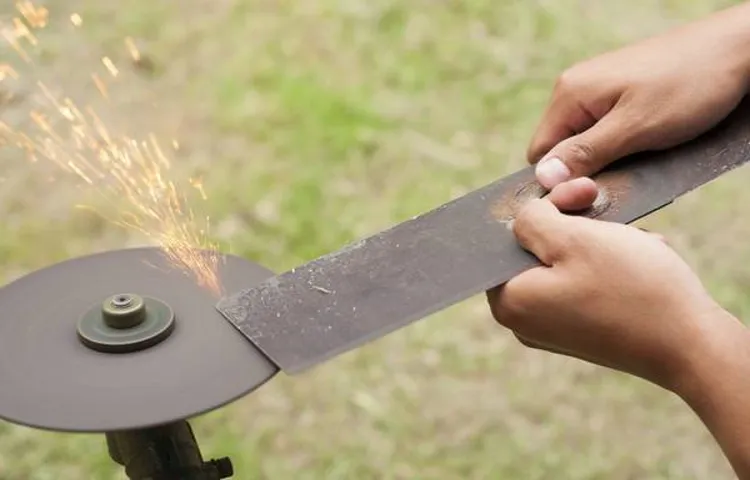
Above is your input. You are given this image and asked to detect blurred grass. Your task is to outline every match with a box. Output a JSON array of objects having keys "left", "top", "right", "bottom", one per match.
[{"left": 1, "top": 0, "right": 749, "bottom": 478}]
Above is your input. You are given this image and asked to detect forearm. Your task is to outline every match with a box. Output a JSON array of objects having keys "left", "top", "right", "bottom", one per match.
[{"left": 673, "top": 309, "right": 750, "bottom": 479}]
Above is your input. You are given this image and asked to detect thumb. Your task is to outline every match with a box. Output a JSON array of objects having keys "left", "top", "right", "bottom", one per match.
[
  {"left": 535, "top": 112, "right": 635, "bottom": 189},
  {"left": 512, "top": 198, "right": 578, "bottom": 265}
]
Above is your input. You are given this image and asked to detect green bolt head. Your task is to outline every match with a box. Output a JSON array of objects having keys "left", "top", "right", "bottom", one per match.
[
  {"left": 102, "top": 294, "right": 146, "bottom": 329},
  {"left": 78, "top": 294, "right": 175, "bottom": 354}
]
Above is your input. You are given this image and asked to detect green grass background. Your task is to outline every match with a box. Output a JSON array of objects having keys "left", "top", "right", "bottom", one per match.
[{"left": 1, "top": 0, "right": 749, "bottom": 478}]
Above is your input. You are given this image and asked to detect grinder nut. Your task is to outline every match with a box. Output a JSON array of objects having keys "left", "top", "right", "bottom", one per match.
[{"left": 77, "top": 294, "right": 175, "bottom": 354}]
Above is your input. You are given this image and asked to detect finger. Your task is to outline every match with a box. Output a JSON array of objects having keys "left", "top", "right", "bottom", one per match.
[
  {"left": 486, "top": 285, "right": 504, "bottom": 323},
  {"left": 488, "top": 266, "right": 558, "bottom": 333},
  {"left": 535, "top": 110, "right": 638, "bottom": 189},
  {"left": 545, "top": 177, "right": 599, "bottom": 212},
  {"left": 527, "top": 96, "right": 598, "bottom": 164},
  {"left": 512, "top": 199, "right": 576, "bottom": 265}
]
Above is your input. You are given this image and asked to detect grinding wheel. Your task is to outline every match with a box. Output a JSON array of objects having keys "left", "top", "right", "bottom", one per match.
[{"left": 0, "top": 247, "right": 279, "bottom": 433}]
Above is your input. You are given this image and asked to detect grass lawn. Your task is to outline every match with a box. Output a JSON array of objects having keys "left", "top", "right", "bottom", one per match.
[{"left": 0, "top": 0, "right": 748, "bottom": 478}]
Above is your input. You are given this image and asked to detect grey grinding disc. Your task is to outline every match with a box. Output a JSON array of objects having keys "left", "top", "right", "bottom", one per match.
[{"left": 0, "top": 247, "right": 279, "bottom": 433}]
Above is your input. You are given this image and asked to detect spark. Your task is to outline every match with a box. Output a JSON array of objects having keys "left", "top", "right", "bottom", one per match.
[
  {"left": 91, "top": 73, "right": 109, "bottom": 100},
  {"left": 0, "top": 64, "right": 19, "bottom": 82},
  {"left": 0, "top": 2, "right": 224, "bottom": 296},
  {"left": 13, "top": 17, "right": 37, "bottom": 46},
  {"left": 101, "top": 56, "right": 119, "bottom": 77},
  {"left": 124, "top": 37, "right": 141, "bottom": 62},
  {"left": 16, "top": 1, "right": 48, "bottom": 29},
  {"left": 1, "top": 17, "right": 33, "bottom": 62},
  {"left": 189, "top": 177, "right": 208, "bottom": 200}
]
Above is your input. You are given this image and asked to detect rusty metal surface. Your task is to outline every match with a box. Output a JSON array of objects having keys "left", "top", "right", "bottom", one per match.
[
  {"left": 217, "top": 96, "right": 750, "bottom": 375},
  {"left": 0, "top": 247, "right": 279, "bottom": 433}
]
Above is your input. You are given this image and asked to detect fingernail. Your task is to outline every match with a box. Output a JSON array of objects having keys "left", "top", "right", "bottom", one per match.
[{"left": 535, "top": 157, "right": 570, "bottom": 189}]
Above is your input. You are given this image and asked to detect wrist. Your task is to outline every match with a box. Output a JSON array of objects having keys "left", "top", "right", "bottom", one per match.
[
  {"left": 730, "top": 36, "right": 750, "bottom": 92},
  {"left": 666, "top": 306, "right": 750, "bottom": 477},
  {"left": 715, "top": 3, "right": 750, "bottom": 90},
  {"left": 670, "top": 307, "right": 750, "bottom": 408}
]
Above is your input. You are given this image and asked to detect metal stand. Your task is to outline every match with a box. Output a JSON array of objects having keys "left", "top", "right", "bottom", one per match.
[{"left": 106, "top": 420, "right": 234, "bottom": 480}]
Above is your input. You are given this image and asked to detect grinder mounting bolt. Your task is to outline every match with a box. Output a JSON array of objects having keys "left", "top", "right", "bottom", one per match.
[
  {"left": 103, "top": 294, "right": 146, "bottom": 329},
  {"left": 112, "top": 294, "right": 133, "bottom": 308},
  {"left": 77, "top": 293, "right": 176, "bottom": 354}
]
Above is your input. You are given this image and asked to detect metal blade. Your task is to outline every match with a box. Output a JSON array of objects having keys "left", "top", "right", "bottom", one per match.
[{"left": 217, "top": 97, "right": 750, "bottom": 375}]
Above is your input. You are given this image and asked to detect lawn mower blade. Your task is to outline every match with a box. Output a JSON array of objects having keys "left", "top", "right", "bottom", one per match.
[{"left": 217, "top": 96, "right": 750, "bottom": 375}]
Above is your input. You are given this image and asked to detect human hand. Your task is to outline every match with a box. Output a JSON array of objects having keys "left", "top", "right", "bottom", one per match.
[
  {"left": 486, "top": 178, "right": 738, "bottom": 390},
  {"left": 529, "top": 3, "right": 750, "bottom": 189}
]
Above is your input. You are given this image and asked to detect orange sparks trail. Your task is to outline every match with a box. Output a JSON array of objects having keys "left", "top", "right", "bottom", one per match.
[{"left": 0, "top": 3, "right": 224, "bottom": 296}]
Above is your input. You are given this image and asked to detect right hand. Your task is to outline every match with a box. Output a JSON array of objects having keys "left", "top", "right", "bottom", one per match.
[
  {"left": 487, "top": 180, "right": 740, "bottom": 391},
  {"left": 488, "top": 180, "right": 750, "bottom": 479},
  {"left": 529, "top": 4, "right": 750, "bottom": 189}
]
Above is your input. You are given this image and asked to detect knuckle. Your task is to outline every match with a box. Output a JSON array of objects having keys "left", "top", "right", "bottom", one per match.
[
  {"left": 515, "top": 198, "right": 545, "bottom": 223},
  {"left": 612, "top": 108, "right": 647, "bottom": 138},
  {"left": 542, "top": 243, "right": 567, "bottom": 265},
  {"left": 555, "top": 67, "right": 583, "bottom": 95},
  {"left": 512, "top": 204, "right": 533, "bottom": 233},
  {"left": 565, "top": 141, "right": 597, "bottom": 171},
  {"left": 551, "top": 228, "right": 580, "bottom": 254},
  {"left": 627, "top": 117, "right": 662, "bottom": 148},
  {"left": 511, "top": 202, "right": 542, "bottom": 243},
  {"left": 545, "top": 227, "right": 579, "bottom": 262},
  {"left": 554, "top": 224, "right": 577, "bottom": 245},
  {"left": 489, "top": 286, "right": 526, "bottom": 330}
]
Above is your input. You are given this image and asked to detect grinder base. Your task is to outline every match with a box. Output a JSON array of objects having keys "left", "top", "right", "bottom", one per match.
[{"left": 107, "top": 420, "right": 233, "bottom": 480}]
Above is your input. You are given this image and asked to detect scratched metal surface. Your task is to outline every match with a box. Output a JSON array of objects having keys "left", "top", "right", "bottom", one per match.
[{"left": 217, "top": 97, "right": 750, "bottom": 375}]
